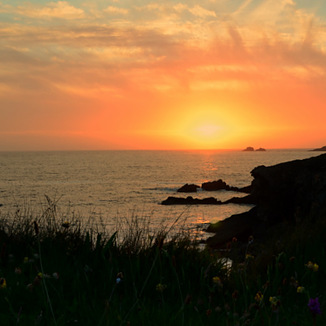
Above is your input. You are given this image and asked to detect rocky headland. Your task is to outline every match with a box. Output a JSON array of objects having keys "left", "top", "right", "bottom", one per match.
[
  {"left": 206, "top": 153, "right": 326, "bottom": 248},
  {"left": 311, "top": 145, "right": 326, "bottom": 151}
]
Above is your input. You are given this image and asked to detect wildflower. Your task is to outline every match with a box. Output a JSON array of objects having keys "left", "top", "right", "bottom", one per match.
[
  {"left": 255, "top": 291, "right": 264, "bottom": 303},
  {"left": 0, "top": 278, "right": 6, "bottom": 289},
  {"left": 206, "top": 309, "right": 212, "bottom": 316},
  {"left": 212, "top": 276, "right": 222, "bottom": 287},
  {"left": 32, "top": 273, "right": 43, "bottom": 287},
  {"left": 313, "top": 264, "right": 319, "bottom": 272},
  {"left": 15, "top": 267, "right": 22, "bottom": 275},
  {"left": 116, "top": 272, "right": 123, "bottom": 284},
  {"left": 61, "top": 221, "right": 70, "bottom": 228},
  {"left": 245, "top": 253, "right": 254, "bottom": 260},
  {"left": 26, "top": 283, "right": 33, "bottom": 291},
  {"left": 52, "top": 272, "right": 59, "bottom": 280},
  {"left": 306, "top": 261, "right": 319, "bottom": 272},
  {"left": 156, "top": 283, "right": 167, "bottom": 293},
  {"left": 308, "top": 297, "right": 321, "bottom": 315},
  {"left": 269, "top": 296, "right": 280, "bottom": 311},
  {"left": 248, "top": 235, "right": 254, "bottom": 245},
  {"left": 23, "top": 257, "right": 29, "bottom": 263},
  {"left": 297, "top": 286, "right": 305, "bottom": 293},
  {"left": 232, "top": 237, "right": 238, "bottom": 243}
]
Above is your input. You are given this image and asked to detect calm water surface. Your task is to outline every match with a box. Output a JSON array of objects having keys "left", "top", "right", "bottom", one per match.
[{"left": 0, "top": 149, "right": 321, "bottom": 235}]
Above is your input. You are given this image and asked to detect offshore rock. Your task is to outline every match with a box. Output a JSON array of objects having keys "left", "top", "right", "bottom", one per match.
[
  {"left": 177, "top": 184, "right": 200, "bottom": 193},
  {"left": 206, "top": 153, "right": 326, "bottom": 248},
  {"left": 161, "top": 196, "right": 222, "bottom": 205},
  {"left": 243, "top": 147, "right": 255, "bottom": 151},
  {"left": 202, "top": 179, "right": 240, "bottom": 192},
  {"left": 161, "top": 195, "right": 252, "bottom": 206}
]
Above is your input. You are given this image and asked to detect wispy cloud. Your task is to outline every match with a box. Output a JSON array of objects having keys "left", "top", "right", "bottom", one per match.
[
  {"left": 10, "top": 1, "right": 85, "bottom": 20},
  {"left": 103, "top": 6, "right": 129, "bottom": 15}
]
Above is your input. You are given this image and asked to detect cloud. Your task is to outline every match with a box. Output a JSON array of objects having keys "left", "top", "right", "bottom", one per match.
[
  {"left": 188, "top": 5, "right": 216, "bottom": 18},
  {"left": 17, "top": 1, "right": 85, "bottom": 19},
  {"left": 1, "top": 0, "right": 326, "bottom": 98},
  {"left": 104, "top": 6, "right": 128, "bottom": 15}
]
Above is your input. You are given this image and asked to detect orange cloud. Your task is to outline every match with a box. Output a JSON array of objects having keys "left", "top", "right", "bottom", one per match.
[{"left": 16, "top": 1, "right": 85, "bottom": 19}]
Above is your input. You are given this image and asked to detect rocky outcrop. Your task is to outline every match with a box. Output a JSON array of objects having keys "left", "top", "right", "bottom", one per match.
[
  {"left": 206, "top": 154, "right": 326, "bottom": 248},
  {"left": 177, "top": 184, "right": 200, "bottom": 193},
  {"left": 243, "top": 147, "right": 266, "bottom": 151},
  {"left": 243, "top": 147, "right": 254, "bottom": 151},
  {"left": 175, "top": 179, "right": 251, "bottom": 195},
  {"left": 161, "top": 194, "right": 254, "bottom": 206},
  {"left": 202, "top": 179, "right": 240, "bottom": 192},
  {"left": 162, "top": 196, "right": 221, "bottom": 205}
]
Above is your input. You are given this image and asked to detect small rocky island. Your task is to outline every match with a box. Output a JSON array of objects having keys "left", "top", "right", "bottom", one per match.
[{"left": 243, "top": 147, "right": 266, "bottom": 151}]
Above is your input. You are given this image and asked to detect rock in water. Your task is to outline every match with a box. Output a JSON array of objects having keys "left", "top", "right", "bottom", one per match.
[
  {"left": 162, "top": 196, "right": 221, "bottom": 205},
  {"left": 201, "top": 179, "right": 239, "bottom": 192},
  {"left": 177, "top": 184, "right": 200, "bottom": 193}
]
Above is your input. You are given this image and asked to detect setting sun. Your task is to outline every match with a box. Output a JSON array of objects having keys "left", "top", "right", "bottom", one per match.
[{"left": 194, "top": 124, "right": 220, "bottom": 138}]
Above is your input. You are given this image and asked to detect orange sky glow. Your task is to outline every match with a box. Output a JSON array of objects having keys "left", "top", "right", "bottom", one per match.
[{"left": 1, "top": 0, "right": 326, "bottom": 150}]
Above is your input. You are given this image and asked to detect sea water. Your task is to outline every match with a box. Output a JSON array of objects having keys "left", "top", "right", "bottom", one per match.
[{"left": 0, "top": 149, "right": 321, "bottom": 236}]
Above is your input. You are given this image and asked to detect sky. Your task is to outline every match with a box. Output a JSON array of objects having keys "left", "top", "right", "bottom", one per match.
[{"left": 1, "top": 0, "right": 326, "bottom": 150}]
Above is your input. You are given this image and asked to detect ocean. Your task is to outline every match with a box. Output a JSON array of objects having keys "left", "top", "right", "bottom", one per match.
[{"left": 0, "top": 149, "right": 321, "bottom": 238}]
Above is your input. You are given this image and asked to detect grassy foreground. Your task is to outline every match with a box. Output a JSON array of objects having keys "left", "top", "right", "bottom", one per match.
[{"left": 0, "top": 198, "right": 325, "bottom": 325}]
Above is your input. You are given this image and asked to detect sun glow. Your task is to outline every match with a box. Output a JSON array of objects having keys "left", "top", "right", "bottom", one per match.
[
  {"left": 182, "top": 120, "right": 225, "bottom": 149},
  {"left": 194, "top": 124, "right": 221, "bottom": 137}
]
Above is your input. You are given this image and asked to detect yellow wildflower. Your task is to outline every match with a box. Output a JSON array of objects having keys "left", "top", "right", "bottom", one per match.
[
  {"left": 312, "top": 263, "right": 319, "bottom": 272},
  {"left": 156, "top": 283, "right": 167, "bottom": 293},
  {"left": 245, "top": 254, "right": 254, "bottom": 260},
  {"left": 0, "top": 278, "right": 6, "bottom": 289},
  {"left": 23, "top": 257, "right": 29, "bottom": 263},
  {"left": 212, "top": 276, "right": 222, "bottom": 287},
  {"left": 306, "top": 261, "right": 319, "bottom": 272},
  {"left": 255, "top": 291, "right": 264, "bottom": 303},
  {"left": 61, "top": 221, "right": 70, "bottom": 228},
  {"left": 269, "top": 296, "right": 280, "bottom": 311},
  {"left": 297, "top": 286, "right": 305, "bottom": 293}
]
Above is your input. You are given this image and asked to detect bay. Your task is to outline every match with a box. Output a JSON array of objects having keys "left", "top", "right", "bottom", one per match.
[{"left": 0, "top": 149, "right": 321, "bottom": 236}]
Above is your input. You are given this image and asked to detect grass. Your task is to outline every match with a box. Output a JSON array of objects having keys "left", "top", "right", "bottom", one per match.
[{"left": 0, "top": 196, "right": 325, "bottom": 325}]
